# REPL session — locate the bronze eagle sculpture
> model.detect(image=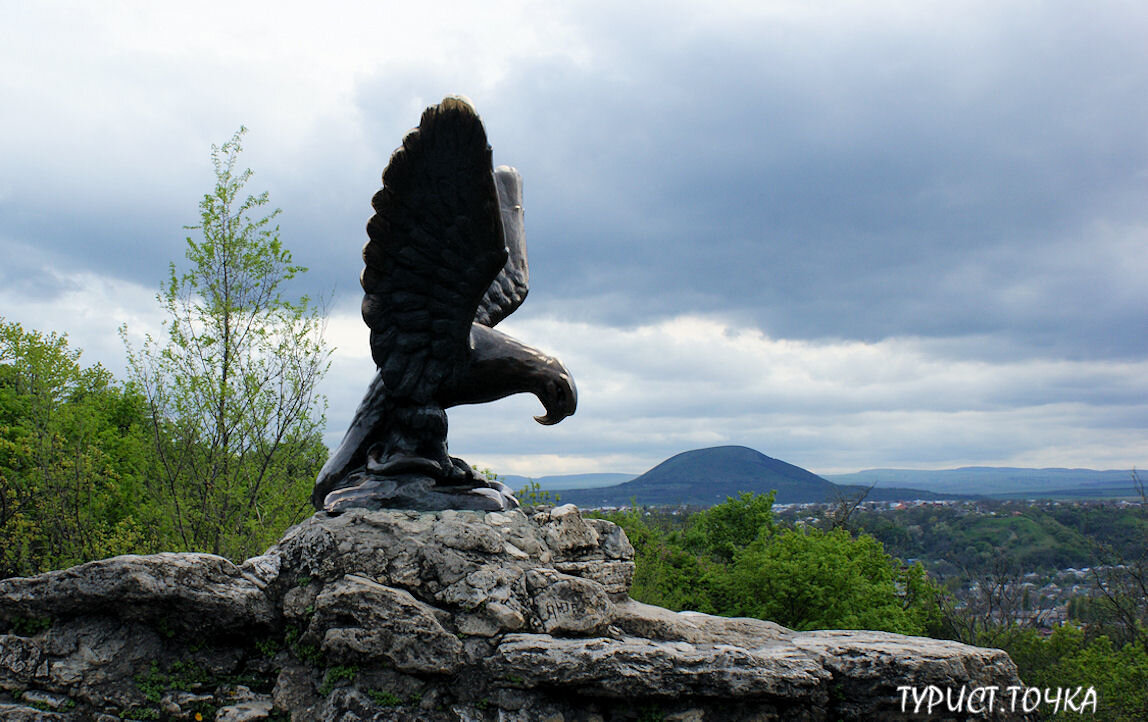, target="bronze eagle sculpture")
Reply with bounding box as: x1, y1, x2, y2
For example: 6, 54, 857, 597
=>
312, 96, 577, 513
